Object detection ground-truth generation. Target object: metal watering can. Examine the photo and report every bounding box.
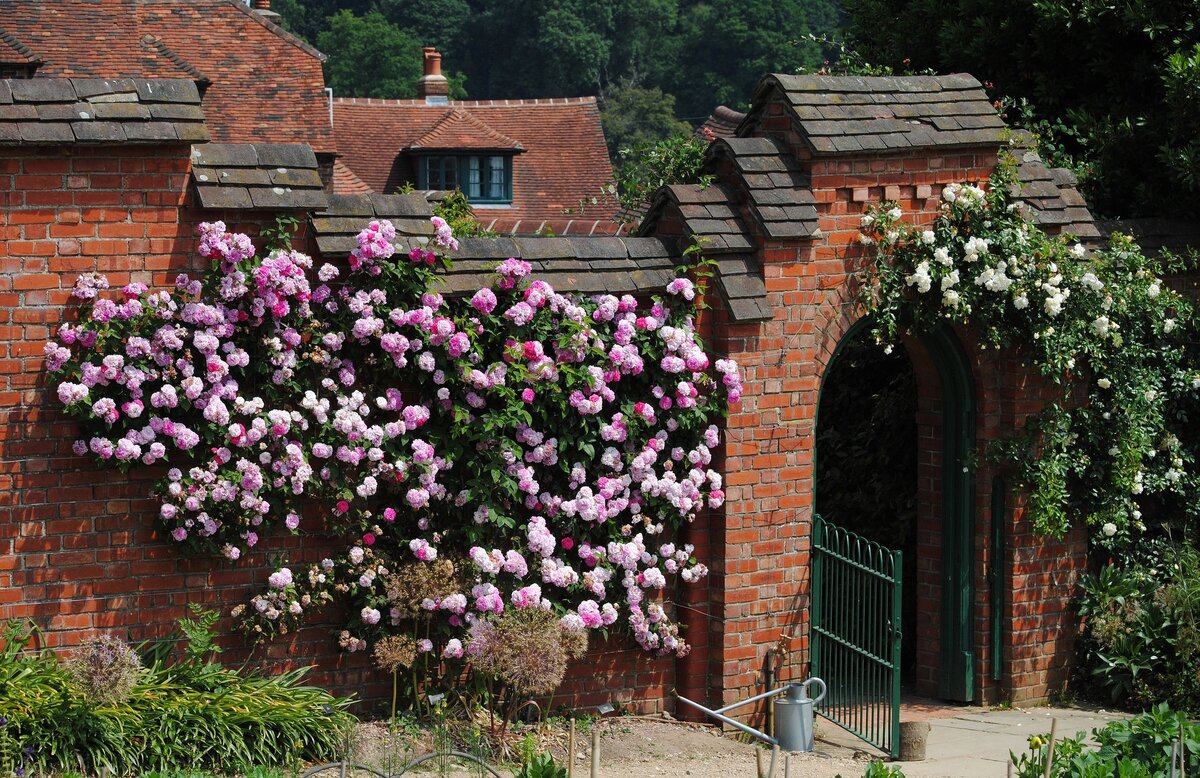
[676,676,827,753]
[773,677,827,752]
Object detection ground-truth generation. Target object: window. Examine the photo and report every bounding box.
[418,155,512,204]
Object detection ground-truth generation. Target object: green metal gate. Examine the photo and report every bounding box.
[810,514,902,758]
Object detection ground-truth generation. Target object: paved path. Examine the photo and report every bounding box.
[813,704,1129,777]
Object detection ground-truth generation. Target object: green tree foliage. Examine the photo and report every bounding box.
[317,10,425,99]
[600,83,692,159]
[271,0,840,137]
[841,0,1200,217]
[665,0,823,118]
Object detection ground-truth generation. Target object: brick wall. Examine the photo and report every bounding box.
[1,130,1091,724]
[655,94,1089,725]
[0,143,677,715]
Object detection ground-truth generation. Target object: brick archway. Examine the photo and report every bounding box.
[816,317,978,702]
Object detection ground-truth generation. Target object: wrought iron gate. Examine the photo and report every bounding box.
[810,514,902,758]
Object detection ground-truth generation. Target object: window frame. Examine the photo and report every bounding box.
[418,154,513,205]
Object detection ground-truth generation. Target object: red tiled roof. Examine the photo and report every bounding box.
[333,96,617,223]
[0,28,40,65]
[2,0,335,153]
[700,105,746,139]
[410,108,523,151]
[332,159,373,195]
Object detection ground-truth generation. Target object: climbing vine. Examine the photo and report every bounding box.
[857,161,1199,542]
[45,217,740,674]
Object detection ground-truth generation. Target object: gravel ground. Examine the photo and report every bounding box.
[334,716,878,777]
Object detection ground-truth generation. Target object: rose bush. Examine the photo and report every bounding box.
[47,216,739,674]
[857,162,1198,542]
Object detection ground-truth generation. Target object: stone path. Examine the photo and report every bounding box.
[814,703,1129,777]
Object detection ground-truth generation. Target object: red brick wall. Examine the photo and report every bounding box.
[0,143,675,716]
[0,132,1090,723]
[662,95,1089,724]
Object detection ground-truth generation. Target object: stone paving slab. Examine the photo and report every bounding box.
[813,705,1130,778]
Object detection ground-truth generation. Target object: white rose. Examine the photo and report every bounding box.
[1101,522,1117,537]
[1097,378,1111,389]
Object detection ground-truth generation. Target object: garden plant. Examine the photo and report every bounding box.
[45,215,740,724]
[857,152,1200,709]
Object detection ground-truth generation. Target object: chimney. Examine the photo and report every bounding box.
[418,47,450,105]
[250,0,280,22]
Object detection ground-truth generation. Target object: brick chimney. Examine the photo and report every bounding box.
[250,0,280,22]
[418,47,450,105]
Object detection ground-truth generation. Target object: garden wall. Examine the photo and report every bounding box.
[1,70,1101,724]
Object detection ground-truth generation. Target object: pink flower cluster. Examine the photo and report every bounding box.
[49,216,743,664]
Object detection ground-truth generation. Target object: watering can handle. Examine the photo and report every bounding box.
[803,677,827,705]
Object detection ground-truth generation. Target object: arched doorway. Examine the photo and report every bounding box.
[815,319,977,703]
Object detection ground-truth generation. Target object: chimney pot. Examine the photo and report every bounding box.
[423,47,442,78]
[418,47,450,105]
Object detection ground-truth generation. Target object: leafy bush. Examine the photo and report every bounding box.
[1011,704,1199,777]
[0,618,355,776]
[514,751,567,778]
[858,157,1198,539]
[1077,541,1200,712]
[614,132,713,214]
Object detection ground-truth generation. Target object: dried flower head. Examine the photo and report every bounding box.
[66,635,142,706]
[373,634,417,673]
[384,558,458,618]
[469,609,573,696]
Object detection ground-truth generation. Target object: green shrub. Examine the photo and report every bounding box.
[0,616,356,776]
[1077,541,1200,712]
[514,751,567,778]
[1011,704,1199,777]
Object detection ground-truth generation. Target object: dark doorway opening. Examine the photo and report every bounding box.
[816,327,919,685]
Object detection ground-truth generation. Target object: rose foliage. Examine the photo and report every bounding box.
[858,161,1199,542]
[46,216,741,668]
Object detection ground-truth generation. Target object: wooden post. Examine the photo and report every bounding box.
[567,718,576,778]
[1042,718,1058,778]
[590,728,600,777]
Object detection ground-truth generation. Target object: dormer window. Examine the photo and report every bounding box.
[418,154,513,204]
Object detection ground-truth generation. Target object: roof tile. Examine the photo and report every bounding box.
[3,0,333,152]
[0,76,207,146]
[190,142,327,211]
[750,72,1005,155]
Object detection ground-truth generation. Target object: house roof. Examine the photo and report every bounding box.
[0,0,334,153]
[409,108,523,151]
[698,105,744,139]
[332,159,373,195]
[749,73,1006,155]
[190,142,328,210]
[332,96,617,225]
[0,77,208,145]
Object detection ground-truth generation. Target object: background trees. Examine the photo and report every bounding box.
[270,0,1199,219]
[841,0,1200,217]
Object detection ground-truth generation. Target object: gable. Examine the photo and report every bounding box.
[333,97,616,223]
[1,0,334,152]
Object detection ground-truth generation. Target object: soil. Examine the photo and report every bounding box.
[333,715,876,777]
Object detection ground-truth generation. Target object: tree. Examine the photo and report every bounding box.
[842,0,1200,217]
[317,10,467,100]
[318,10,424,99]
[600,82,692,159]
[666,0,825,118]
